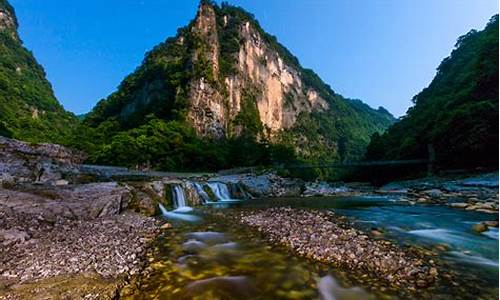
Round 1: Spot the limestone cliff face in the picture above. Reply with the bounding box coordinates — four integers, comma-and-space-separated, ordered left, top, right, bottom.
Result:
84, 1, 395, 162
187, 3, 329, 139
188, 3, 227, 138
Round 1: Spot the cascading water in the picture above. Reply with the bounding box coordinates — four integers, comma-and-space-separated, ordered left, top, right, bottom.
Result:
173, 185, 187, 208
158, 203, 199, 222
207, 182, 231, 201
194, 183, 210, 203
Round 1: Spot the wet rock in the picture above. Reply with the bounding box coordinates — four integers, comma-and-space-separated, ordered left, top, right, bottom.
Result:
422, 189, 443, 198
483, 221, 499, 228
471, 223, 488, 233
449, 203, 468, 209
303, 182, 351, 197
160, 223, 172, 230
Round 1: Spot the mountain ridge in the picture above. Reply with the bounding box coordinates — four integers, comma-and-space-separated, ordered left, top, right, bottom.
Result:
0, 0, 77, 144
366, 15, 498, 169
81, 0, 395, 171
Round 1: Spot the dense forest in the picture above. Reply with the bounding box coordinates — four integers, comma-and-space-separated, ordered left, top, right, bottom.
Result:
366, 15, 498, 170
0, 0, 77, 144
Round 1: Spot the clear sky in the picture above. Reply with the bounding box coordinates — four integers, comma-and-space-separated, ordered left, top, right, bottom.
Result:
10, 0, 498, 117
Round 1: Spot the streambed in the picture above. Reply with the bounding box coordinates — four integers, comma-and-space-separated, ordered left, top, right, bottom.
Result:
129, 193, 498, 300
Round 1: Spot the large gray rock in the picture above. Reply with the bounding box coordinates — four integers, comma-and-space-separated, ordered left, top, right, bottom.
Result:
0, 182, 131, 221
0, 136, 85, 184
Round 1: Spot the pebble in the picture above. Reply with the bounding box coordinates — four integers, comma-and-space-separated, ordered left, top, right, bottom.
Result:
232, 207, 437, 288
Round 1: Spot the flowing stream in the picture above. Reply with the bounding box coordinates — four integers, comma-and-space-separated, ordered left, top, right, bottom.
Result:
136, 192, 498, 299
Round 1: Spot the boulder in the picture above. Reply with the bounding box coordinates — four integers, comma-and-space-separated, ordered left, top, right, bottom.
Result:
472, 223, 488, 233
0, 182, 132, 221
0, 136, 85, 185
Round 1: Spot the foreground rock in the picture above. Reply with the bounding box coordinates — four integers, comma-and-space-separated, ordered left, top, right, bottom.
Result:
0, 205, 159, 299
0, 136, 85, 185
232, 207, 437, 288
0, 181, 160, 299
0, 182, 132, 221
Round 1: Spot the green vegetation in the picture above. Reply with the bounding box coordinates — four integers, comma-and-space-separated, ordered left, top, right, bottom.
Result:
366, 15, 499, 170
0, 0, 393, 177
75, 1, 394, 174
0, 1, 77, 143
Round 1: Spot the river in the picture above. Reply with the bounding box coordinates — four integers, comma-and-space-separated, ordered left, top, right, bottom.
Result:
127, 194, 499, 300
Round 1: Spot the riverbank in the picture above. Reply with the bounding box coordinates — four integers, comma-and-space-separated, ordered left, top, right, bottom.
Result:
207, 207, 437, 289
0, 203, 159, 299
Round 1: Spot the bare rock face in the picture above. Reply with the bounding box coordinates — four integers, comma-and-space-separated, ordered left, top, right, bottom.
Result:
186, 3, 329, 140
0, 136, 85, 185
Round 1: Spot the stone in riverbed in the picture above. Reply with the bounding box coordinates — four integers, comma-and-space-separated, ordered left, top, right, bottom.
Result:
483, 221, 499, 228
471, 223, 488, 233
422, 189, 443, 198
160, 223, 172, 230
449, 202, 468, 209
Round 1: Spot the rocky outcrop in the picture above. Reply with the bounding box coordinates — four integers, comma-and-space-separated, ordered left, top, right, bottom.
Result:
0, 136, 85, 185
0, 182, 131, 221
83, 1, 395, 164
187, 2, 329, 138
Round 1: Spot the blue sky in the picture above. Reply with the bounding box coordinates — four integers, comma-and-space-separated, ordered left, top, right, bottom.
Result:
10, 0, 498, 117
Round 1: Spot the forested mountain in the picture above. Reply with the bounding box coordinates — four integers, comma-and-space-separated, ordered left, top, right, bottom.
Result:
366, 15, 499, 169
0, 0, 77, 143
80, 0, 394, 171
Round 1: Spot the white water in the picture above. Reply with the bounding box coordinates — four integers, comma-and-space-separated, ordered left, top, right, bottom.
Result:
158, 203, 199, 222
173, 185, 186, 208
194, 183, 210, 203
207, 182, 232, 201
448, 251, 499, 268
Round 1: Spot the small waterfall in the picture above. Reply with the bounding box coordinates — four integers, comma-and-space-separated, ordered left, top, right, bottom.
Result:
173, 185, 187, 208
194, 183, 210, 203
207, 182, 231, 201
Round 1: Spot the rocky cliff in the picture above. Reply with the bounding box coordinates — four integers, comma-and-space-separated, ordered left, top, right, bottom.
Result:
84, 1, 394, 164
0, 0, 77, 144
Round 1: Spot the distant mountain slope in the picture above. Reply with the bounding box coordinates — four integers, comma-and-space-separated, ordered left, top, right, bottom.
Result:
366, 15, 498, 168
0, 0, 77, 143
82, 1, 394, 170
